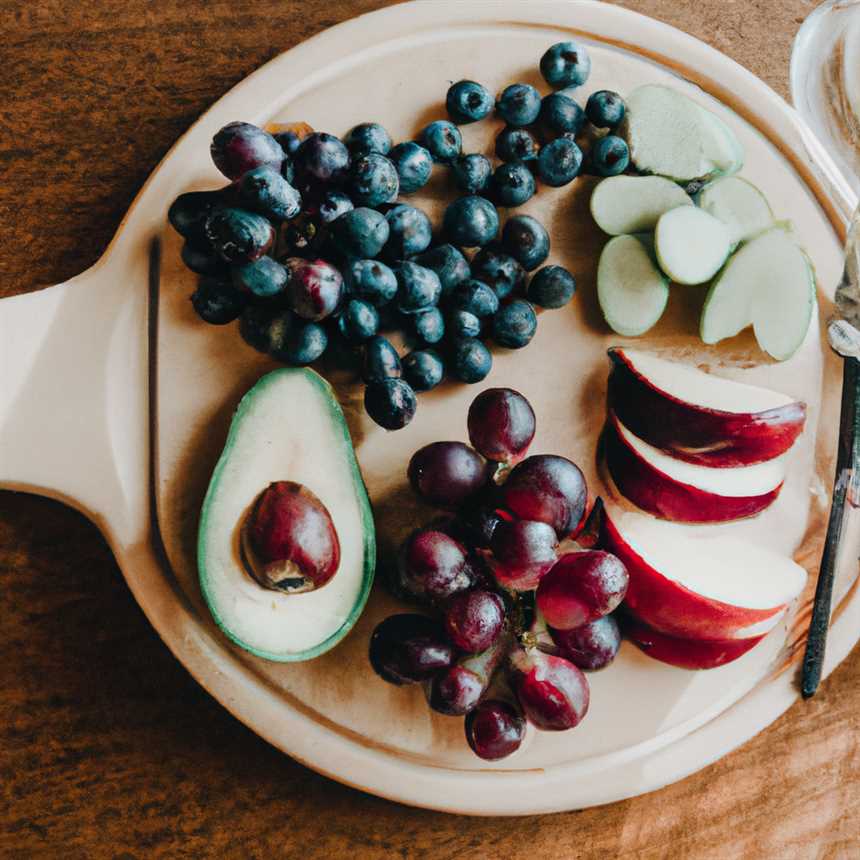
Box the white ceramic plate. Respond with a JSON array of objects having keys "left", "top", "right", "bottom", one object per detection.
[{"left": 1, "top": 0, "right": 859, "bottom": 816}]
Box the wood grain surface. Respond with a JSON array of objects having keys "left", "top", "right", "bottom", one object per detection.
[{"left": 2, "top": 0, "right": 859, "bottom": 857}]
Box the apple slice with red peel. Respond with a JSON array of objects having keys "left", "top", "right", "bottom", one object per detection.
[
  {"left": 623, "top": 615, "right": 764, "bottom": 669},
  {"left": 601, "top": 509, "right": 807, "bottom": 641},
  {"left": 607, "top": 347, "right": 806, "bottom": 467},
  {"left": 603, "top": 412, "right": 785, "bottom": 523}
]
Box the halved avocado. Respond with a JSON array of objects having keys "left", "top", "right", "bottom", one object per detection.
[{"left": 198, "top": 368, "right": 375, "bottom": 661}]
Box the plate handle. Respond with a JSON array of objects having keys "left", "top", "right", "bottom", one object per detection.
[{"left": 0, "top": 256, "right": 148, "bottom": 538}]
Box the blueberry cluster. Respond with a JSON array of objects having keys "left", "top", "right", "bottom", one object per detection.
[{"left": 167, "top": 42, "right": 626, "bottom": 431}]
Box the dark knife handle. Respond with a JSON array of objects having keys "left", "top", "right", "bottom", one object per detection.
[{"left": 802, "top": 355, "right": 860, "bottom": 697}]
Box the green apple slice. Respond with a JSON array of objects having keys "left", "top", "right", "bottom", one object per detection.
[
  {"left": 198, "top": 368, "right": 375, "bottom": 662},
  {"left": 655, "top": 205, "right": 732, "bottom": 285},
  {"left": 700, "top": 228, "right": 816, "bottom": 361},
  {"left": 597, "top": 234, "right": 670, "bottom": 336},
  {"left": 590, "top": 175, "right": 692, "bottom": 236},
  {"left": 695, "top": 105, "right": 745, "bottom": 178},
  {"left": 696, "top": 176, "right": 774, "bottom": 244}
]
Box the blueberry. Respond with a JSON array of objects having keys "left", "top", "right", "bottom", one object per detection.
[
  {"left": 270, "top": 315, "right": 329, "bottom": 365},
  {"left": 446, "top": 80, "right": 494, "bottom": 124},
  {"left": 191, "top": 277, "right": 247, "bottom": 324},
  {"left": 501, "top": 214, "right": 550, "bottom": 271},
  {"left": 470, "top": 247, "right": 526, "bottom": 300},
  {"left": 412, "top": 244, "right": 471, "bottom": 295},
  {"left": 539, "top": 91, "right": 586, "bottom": 137},
  {"left": 540, "top": 41, "right": 591, "bottom": 89},
  {"left": 204, "top": 207, "right": 275, "bottom": 263},
  {"left": 362, "top": 335, "right": 402, "bottom": 383},
  {"left": 450, "top": 279, "right": 499, "bottom": 318},
  {"left": 211, "top": 121, "right": 284, "bottom": 180},
  {"left": 402, "top": 349, "right": 445, "bottom": 391},
  {"left": 231, "top": 256, "right": 289, "bottom": 298},
  {"left": 345, "top": 122, "right": 392, "bottom": 156},
  {"left": 364, "top": 379, "right": 418, "bottom": 429},
  {"left": 496, "top": 83, "right": 542, "bottom": 127},
  {"left": 443, "top": 196, "right": 499, "bottom": 248},
  {"left": 316, "top": 190, "right": 354, "bottom": 224},
  {"left": 451, "top": 154, "right": 492, "bottom": 194},
  {"left": 413, "top": 307, "right": 445, "bottom": 344},
  {"left": 492, "top": 299, "right": 537, "bottom": 348},
  {"left": 295, "top": 132, "right": 351, "bottom": 185},
  {"left": 349, "top": 153, "right": 399, "bottom": 207},
  {"left": 389, "top": 142, "right": 434, "bottom": 193},
  {"left": 447, "top": 309, "right": 482, "bottom": 339},
  {"left": 330, "top": 207, "right": 390, "bottom": 258},
  {"left": 239, "top": 302, "right": 280, "bottom": 352},
  {"left": 168, "top": 190, "right": 224, "bottom": 245},
  {"left": 235, "top": 165, "right": 302, "bottom": 222},
  {"left": 344, "top": 259, "right": 398, "bottom": 306},
  {"left": 449, "top": 337, "right": 492, "bottom": 383},
  {"left": 384, "top": 204, "right": 433, "bottom": 259},
  {"left": 286, "top": 259, "right": 344, "bottom": 320},
  {"left": 591, "top": 135, "right": 630, "bottom": 176},
  {"left": 419, "top": 120, "right": 463, "bottom": 163},
  {"left": 181, "top": 240, "right": 226, "bottom": 276},
  {"left": 337, "top": 298, "right": 380, "bottom": 343},
  {"left": 536, "top": 136, "right": 582, "bottom": 187},
  {"left": 396, "top": 262, "right": 442, "bottom": 314},
  {"left": 586, "top": 90, "right": 626, "bottom": 129},
  {"left": 527, "top": 265, "right": 576, "bottom": 308},
  {"left": 495, "top": 127, "right": 540, "bottom": 163},
  {"left": 491, "top": 162, "right": 536, "bottom": 207},
  {"left": 273, "top": 130, "right": 302, "bottom": 158}
]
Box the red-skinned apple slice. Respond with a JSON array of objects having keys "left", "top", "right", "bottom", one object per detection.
[
  {"left": 607, "top": 347, "right": 806, "bottom": 467},
  {"left": 622, "top": 615, "right": 764, "bottom": 669},
  {"left": 603, "top": 412, "right": 784, "bottom": 523},
  {"left": 601, "top": 509, "right": 806, "bottom": 641}
]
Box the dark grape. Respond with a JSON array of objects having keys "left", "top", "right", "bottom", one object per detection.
[
  {"left": 467, "top": 387, "right": 536, "bottom": 465},
  {"left": 443, "top": 589, "right": 505, "bottom": 653},
  {"left": 168, "top": 190, "right": 224, "bottom": 245},
  {"left": 407, "top": 441, "right": 491, "bottom": 510},
  {"left": 369, "top": 614, "right": 455, "bottom": 685},
  {"left": 549, "top": 615, "right": 621, "bottom": 671},
  {"left": 204, "top": 207, "right": 275, "bottom": 264},
  {"left": 489, "top": 519, "right": 558, "bottom": 591},
  {"left": 500, "top": 454, "right": 587, "bottom": 537},
  {"left": 181, "top": 240, "right": 226, "bottom": 276},
  {"left": 508, "top": 647, "right": 589, "bottom": 731},
  {"left": 362, "top": 335, "right": 401, "bottom": 383},
  {"left": 364, "top": 379, "right": 417, "bottom": 430},
  {"left": 190, "top": 277, "right": 247, "bottom": 325},
  {"left": 211, "top": 121, "right": 284, "bottom": 180},
  {"left": 536, "top": 551, "right": 628, "bottom": 630},
  {"left": 426, "top": 634, "right": 506, "bottom": 715},
  {"left": 465, "top": 700, "right": 526, "bottom": 760},
  {"left": 396, "top": 529, "right": 473, "bottom": 601}
]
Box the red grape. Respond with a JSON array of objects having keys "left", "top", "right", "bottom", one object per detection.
[
  {"left": 489, "top": 519, "right": 558, "bottom": 591},
  {"left": 467, "top": 388, "right": 536, "bottom": 464},
  {"left": 443, "top": 589, "right": 505, "bottom": 652},
  {"left": 408, "top": 441, "right": 492, "bottom": 510},
  {"left": 397, "top": 529, "right": 473, "bottom": 601},
  {"left": 211, "top": 121, "right": 284, "bottom": 180},
  {"left": 508, "top": 647, "right": 590, "bottom": 731},
  {"left": 550, "top": 615, "right": 621, "bottom": 671},
  {"left": 536, "top": 551, "right": 628, "bottom": 630},
  {"left": 369, "top": 614, "right": 455, "bottom": 685},
  {"left": 426, "top": 634, "right": 506, "bottom": 715},
  {"left": 500, "top": 454, "right": 587, "bottom": 537},
  {"left": 465, "top": 700, "right": 526, "bottom": 760}
]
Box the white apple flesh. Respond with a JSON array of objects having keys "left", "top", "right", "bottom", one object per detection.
[
  {"left": 607, "top": 347, "right": 806, "bottom": 467},
  {"left": 601, "top": 509, "right": 807, "bottom": 641}
]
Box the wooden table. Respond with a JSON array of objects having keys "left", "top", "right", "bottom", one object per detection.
[{"left": 2, "top": 1, "right": 858, "bottom": 856}]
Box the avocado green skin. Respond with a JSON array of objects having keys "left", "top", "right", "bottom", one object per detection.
[{"left": 197, "top": 367, "right": 376, "bottom": 662}]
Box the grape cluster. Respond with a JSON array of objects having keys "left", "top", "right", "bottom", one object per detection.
[
  {"left": 369, "top": 388, "right": 630, "bottom": 760},
  {"left": 167, "top": 41, "right": 626, "bottom": 431}
]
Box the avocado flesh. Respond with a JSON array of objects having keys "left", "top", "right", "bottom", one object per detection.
[{"left": 198, "top": 368, "right": 375, "bottom": 661}]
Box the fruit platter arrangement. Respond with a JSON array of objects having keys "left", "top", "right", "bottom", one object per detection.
[
  {"left": 157, "top": 26, "right": 846, "bottom": 776},
  {"left": 0, "top": 0, "right": 834, "bottom": 815}
]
